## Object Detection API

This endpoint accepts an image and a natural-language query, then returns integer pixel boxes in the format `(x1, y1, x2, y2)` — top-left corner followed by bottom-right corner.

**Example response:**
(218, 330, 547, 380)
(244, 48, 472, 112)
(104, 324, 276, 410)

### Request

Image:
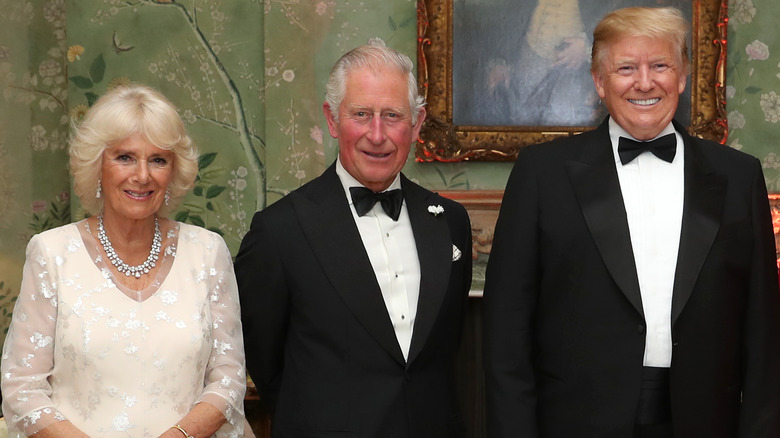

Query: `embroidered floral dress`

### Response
(1, 220, 247, 437)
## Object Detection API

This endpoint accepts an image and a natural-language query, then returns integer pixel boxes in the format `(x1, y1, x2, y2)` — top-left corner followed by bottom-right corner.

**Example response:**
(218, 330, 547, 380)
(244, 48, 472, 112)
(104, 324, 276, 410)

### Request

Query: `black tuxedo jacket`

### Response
(235, 164, 472, 438)
(483, 119, 780, 437)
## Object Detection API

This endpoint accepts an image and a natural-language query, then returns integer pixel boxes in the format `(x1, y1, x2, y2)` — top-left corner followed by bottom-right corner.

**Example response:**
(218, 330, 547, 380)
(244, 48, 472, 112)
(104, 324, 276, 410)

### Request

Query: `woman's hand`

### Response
(156, 402, 226, 438)
(158, 427, 189, 438)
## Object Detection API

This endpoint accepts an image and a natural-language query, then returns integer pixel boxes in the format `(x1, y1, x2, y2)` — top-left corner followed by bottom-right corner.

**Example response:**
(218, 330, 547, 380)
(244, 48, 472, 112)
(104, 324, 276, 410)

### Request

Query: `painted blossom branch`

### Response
(143, 0, 267, 209)
(194, 114, 266, 148)
(7, 85, 66, 109)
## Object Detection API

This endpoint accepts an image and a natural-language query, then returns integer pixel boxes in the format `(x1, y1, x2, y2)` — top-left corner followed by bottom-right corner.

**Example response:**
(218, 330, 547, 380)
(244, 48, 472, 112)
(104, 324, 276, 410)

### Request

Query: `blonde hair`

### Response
(69, 83, 198, 216)
(325, 39, 425, 125)
(591, 7, 690, 76)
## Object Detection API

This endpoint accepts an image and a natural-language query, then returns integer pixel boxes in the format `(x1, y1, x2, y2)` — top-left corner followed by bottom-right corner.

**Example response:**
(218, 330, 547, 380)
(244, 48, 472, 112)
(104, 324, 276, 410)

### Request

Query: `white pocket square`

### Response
(452, 244, 462, 262)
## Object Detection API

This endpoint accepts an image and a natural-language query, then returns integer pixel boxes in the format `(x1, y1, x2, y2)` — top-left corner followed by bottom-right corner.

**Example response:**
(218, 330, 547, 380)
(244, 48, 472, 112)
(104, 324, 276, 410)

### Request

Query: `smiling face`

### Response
(592, 35, 687, 140)
(101, 133, 174, 222)
(324, 66, 425, 192)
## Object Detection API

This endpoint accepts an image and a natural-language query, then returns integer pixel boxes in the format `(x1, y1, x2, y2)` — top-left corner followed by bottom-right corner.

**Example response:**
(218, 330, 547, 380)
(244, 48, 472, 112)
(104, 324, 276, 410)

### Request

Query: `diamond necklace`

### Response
(97, 215, 162, 278)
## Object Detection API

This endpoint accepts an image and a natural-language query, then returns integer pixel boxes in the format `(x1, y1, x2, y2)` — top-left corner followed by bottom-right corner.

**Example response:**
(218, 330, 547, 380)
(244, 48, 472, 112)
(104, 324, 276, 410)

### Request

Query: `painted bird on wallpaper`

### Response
(112, 31, 134, 54)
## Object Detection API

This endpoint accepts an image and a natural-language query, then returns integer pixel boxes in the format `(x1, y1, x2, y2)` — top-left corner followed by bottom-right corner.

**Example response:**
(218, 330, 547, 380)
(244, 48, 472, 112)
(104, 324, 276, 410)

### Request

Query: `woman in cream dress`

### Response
(1, 84, 250, 438)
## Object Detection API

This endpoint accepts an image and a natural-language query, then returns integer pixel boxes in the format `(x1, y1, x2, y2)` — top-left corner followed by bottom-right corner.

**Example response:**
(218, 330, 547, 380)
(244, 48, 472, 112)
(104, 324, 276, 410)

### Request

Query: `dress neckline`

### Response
(77, 218, 179, 302)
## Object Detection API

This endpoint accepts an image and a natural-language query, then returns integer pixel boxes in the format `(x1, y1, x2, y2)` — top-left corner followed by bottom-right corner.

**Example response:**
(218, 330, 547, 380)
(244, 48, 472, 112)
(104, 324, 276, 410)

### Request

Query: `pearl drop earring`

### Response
(96, 179, 102, 199)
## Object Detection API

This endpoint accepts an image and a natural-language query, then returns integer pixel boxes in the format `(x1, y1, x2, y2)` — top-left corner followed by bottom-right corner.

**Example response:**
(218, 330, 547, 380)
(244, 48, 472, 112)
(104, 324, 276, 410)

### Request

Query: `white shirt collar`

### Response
(608, 118, 678, 164)
(335, 157, 402, 205)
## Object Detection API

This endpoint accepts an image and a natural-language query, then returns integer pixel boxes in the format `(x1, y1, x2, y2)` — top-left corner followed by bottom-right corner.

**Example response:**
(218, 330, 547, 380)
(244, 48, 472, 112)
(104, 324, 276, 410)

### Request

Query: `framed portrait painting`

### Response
(416, 0, 728, 161)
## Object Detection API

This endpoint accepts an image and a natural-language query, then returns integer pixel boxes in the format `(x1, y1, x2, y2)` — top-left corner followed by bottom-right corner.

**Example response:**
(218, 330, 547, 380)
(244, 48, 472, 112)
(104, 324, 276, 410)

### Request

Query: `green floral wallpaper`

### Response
(0, 0, 72, 340)
(727, 0, 780, 191)
(1, 0, 779, 346)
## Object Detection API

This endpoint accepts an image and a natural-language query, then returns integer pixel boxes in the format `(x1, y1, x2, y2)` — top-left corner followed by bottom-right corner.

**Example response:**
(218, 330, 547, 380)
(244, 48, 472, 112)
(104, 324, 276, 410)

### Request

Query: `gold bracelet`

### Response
(171, 424, 194, 438)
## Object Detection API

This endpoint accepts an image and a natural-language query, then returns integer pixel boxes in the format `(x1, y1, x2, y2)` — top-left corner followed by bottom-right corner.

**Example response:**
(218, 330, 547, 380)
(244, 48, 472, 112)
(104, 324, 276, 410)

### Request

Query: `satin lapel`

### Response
(293, 165, 405, 365)
(671, 133, 725, 324)
(566, 124, 644, 317)
(402, 176, 451, 366)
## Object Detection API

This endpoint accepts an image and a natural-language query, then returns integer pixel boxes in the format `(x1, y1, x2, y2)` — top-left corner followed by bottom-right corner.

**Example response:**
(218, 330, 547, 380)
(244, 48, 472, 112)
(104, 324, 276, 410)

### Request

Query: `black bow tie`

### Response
(618, 133, 677, 164)
(349, 187, 404, 221)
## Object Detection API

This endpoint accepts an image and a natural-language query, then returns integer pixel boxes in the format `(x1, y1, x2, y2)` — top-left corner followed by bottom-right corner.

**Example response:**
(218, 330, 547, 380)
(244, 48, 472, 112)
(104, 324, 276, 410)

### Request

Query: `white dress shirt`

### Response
(609, 118, 684, 368)
(336, 159, 421, 360)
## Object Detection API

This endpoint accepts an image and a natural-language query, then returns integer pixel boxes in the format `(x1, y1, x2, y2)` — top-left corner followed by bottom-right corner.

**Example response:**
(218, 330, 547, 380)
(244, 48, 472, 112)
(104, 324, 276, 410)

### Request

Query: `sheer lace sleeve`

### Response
(196, 235, 247, 431)
(1, 233, 67, 435)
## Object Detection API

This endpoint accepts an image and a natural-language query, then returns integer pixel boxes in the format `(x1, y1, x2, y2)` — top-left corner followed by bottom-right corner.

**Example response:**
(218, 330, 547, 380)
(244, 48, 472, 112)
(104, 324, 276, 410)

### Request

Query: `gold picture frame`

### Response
(770, 195, 780, 266)
(416, 0, 728, 162)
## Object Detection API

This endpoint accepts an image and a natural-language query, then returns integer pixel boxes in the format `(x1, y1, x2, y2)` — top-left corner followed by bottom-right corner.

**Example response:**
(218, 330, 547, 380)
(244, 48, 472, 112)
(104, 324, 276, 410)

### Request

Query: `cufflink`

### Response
(452, 244, 462, 262)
